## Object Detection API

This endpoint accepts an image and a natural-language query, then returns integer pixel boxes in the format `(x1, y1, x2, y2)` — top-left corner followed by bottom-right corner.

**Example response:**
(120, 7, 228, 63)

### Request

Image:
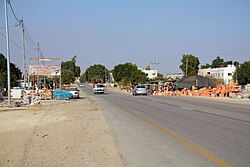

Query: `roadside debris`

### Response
(151, 82, 250, 99)
(115, 81, 250, 100)
(54, 89, 73, 99)
(0, 86, 77, 109)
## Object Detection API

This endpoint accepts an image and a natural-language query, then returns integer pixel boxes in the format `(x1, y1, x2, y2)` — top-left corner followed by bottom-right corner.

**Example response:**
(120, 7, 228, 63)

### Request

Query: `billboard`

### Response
(29, 65, 61, 76)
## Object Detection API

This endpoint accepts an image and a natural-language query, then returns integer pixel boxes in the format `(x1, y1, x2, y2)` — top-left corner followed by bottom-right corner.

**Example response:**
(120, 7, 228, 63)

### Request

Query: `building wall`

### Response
(163, 73, 183, 80)
(198, 65, 236, 84)
(139, 69, 158, 79)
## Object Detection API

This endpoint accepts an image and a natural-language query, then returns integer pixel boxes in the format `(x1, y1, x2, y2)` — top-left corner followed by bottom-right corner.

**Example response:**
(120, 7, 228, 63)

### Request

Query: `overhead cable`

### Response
(24, 25, 37, 47)
(0, 32, 37, 57)
(0, 24, 19, 29)
(9, 0, 21, 23)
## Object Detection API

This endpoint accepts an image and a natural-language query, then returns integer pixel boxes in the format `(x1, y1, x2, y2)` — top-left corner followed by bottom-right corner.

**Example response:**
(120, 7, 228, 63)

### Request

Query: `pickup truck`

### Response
(93, 84, 105, 94)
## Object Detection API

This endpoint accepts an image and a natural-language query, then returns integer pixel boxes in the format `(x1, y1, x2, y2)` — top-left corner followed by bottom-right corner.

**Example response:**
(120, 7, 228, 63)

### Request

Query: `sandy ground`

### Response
(0, 92, 124, 167)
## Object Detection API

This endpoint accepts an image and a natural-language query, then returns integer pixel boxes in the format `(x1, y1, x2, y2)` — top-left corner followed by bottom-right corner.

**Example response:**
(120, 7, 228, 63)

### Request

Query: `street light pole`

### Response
(4, 0, 11, 105)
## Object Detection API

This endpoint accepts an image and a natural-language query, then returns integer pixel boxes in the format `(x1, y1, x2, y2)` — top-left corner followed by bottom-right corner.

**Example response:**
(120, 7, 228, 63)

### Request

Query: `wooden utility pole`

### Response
(21, 18, 27, 89)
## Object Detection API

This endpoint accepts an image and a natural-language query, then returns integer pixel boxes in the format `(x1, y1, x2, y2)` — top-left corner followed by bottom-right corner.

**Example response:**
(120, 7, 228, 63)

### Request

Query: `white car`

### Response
(66, 87, 80, 98)
(93, 84, 105, 94)
(132, 84, 148, 96)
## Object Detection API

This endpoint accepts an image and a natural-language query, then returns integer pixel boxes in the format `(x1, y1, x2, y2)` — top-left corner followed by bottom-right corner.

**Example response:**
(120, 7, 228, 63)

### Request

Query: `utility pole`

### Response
(37, 42, 40, 61)
(36, 42, 40, 88)
(4, 0, 11, 105)
(186, 57, 188, 76)
(21, 18, 27, 89)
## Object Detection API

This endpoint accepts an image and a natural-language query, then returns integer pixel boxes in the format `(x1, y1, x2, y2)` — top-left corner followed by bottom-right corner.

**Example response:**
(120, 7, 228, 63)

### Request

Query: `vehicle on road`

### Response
(93, 84, 105, 94)
(66, 87, 80, 98)
(79, 83, 85, 87)
(132, 84, 148, 96)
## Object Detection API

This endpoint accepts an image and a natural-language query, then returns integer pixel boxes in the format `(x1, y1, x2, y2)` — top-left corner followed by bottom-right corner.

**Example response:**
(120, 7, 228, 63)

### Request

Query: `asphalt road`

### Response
(82, 85, 250, 167)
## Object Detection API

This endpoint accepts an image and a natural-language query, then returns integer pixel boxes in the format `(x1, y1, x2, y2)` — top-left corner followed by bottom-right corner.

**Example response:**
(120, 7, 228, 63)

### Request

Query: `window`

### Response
(136, 85, 146, 89)
(96, 85, 104, 88)
(228, 73, 232, 76)
(207, 72, 210, 75)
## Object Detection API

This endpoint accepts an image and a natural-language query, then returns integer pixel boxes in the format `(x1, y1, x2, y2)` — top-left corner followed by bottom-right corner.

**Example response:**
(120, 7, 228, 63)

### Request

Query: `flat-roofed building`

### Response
(163, 73, 183, 80)
(198, 65, 236, 84)
(139, 68, 158, 79)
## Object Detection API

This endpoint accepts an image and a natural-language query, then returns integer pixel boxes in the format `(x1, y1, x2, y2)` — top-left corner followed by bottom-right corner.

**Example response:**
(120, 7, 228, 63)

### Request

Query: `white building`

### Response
(163, 73, 183, 80)
(198, 65, 236, 84)
(139, 68, 158, 79)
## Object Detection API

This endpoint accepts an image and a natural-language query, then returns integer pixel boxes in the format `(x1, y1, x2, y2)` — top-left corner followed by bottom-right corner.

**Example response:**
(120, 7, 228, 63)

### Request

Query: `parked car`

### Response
(66, 87, 80, 98)
(132, 84, 148, 96)
(93, 84, 105, 94)
(79, 83, 85, 87)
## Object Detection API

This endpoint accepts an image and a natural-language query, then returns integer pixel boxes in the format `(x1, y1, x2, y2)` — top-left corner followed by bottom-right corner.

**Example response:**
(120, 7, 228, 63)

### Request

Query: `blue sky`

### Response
(0, 0, 250, 74)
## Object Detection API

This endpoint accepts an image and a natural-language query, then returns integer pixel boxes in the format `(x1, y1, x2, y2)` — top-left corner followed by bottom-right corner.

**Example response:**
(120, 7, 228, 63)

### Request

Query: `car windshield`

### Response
(136, 85, 146, 89)
(66, 88, 78, 91)
(96, 85, 104, 88)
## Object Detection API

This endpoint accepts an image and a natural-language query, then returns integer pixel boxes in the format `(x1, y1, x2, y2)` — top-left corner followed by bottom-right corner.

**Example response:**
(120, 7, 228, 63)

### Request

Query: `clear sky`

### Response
(0, 0, 250, 74)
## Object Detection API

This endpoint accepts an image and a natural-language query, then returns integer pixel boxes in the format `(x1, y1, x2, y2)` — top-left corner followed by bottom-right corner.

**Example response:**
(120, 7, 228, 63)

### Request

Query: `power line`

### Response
(8, 0, 21, 22)
(0, 32, 37, 57)
(24, 25, 36, 47)
(24, 33, 37, 49)
(212, 46, 250, 59)
(0, 24, 19, 29)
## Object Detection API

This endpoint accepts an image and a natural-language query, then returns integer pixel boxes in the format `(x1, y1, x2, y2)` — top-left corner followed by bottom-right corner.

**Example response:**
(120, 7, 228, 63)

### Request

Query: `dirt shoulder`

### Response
(0, 93, 124, 167)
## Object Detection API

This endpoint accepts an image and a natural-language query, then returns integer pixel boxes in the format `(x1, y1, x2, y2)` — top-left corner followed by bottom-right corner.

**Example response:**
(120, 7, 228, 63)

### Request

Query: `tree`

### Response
(211, 56, 224, 68)
(223, 61, 232, 67)
(233, 61, 250, 85)
(61, 61, 74, 71)
(200, 63, 211, 69)
(179, 54, 200, 76)
(75, 66, 81, 77)
(156, 73, 164, 80)
(79, 73, 86, 83)
(71, 55, 77, 64)
(112, 62, 148, 85)
(85, 64, 108, 82)
(61, 56, 81, 84)
(202, 57, 232, 69)
(61, 69, 75, 84)
(0, 53, 22, 88)
(145, 65, 151, 70)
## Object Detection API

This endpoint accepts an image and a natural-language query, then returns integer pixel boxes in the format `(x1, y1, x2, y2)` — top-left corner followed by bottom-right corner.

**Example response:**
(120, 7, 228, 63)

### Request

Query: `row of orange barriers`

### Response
(152, 83, 244, 98)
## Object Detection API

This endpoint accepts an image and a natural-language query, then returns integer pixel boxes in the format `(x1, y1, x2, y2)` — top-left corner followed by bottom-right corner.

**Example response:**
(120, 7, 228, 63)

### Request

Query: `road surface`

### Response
(82, 84, 250, 167)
